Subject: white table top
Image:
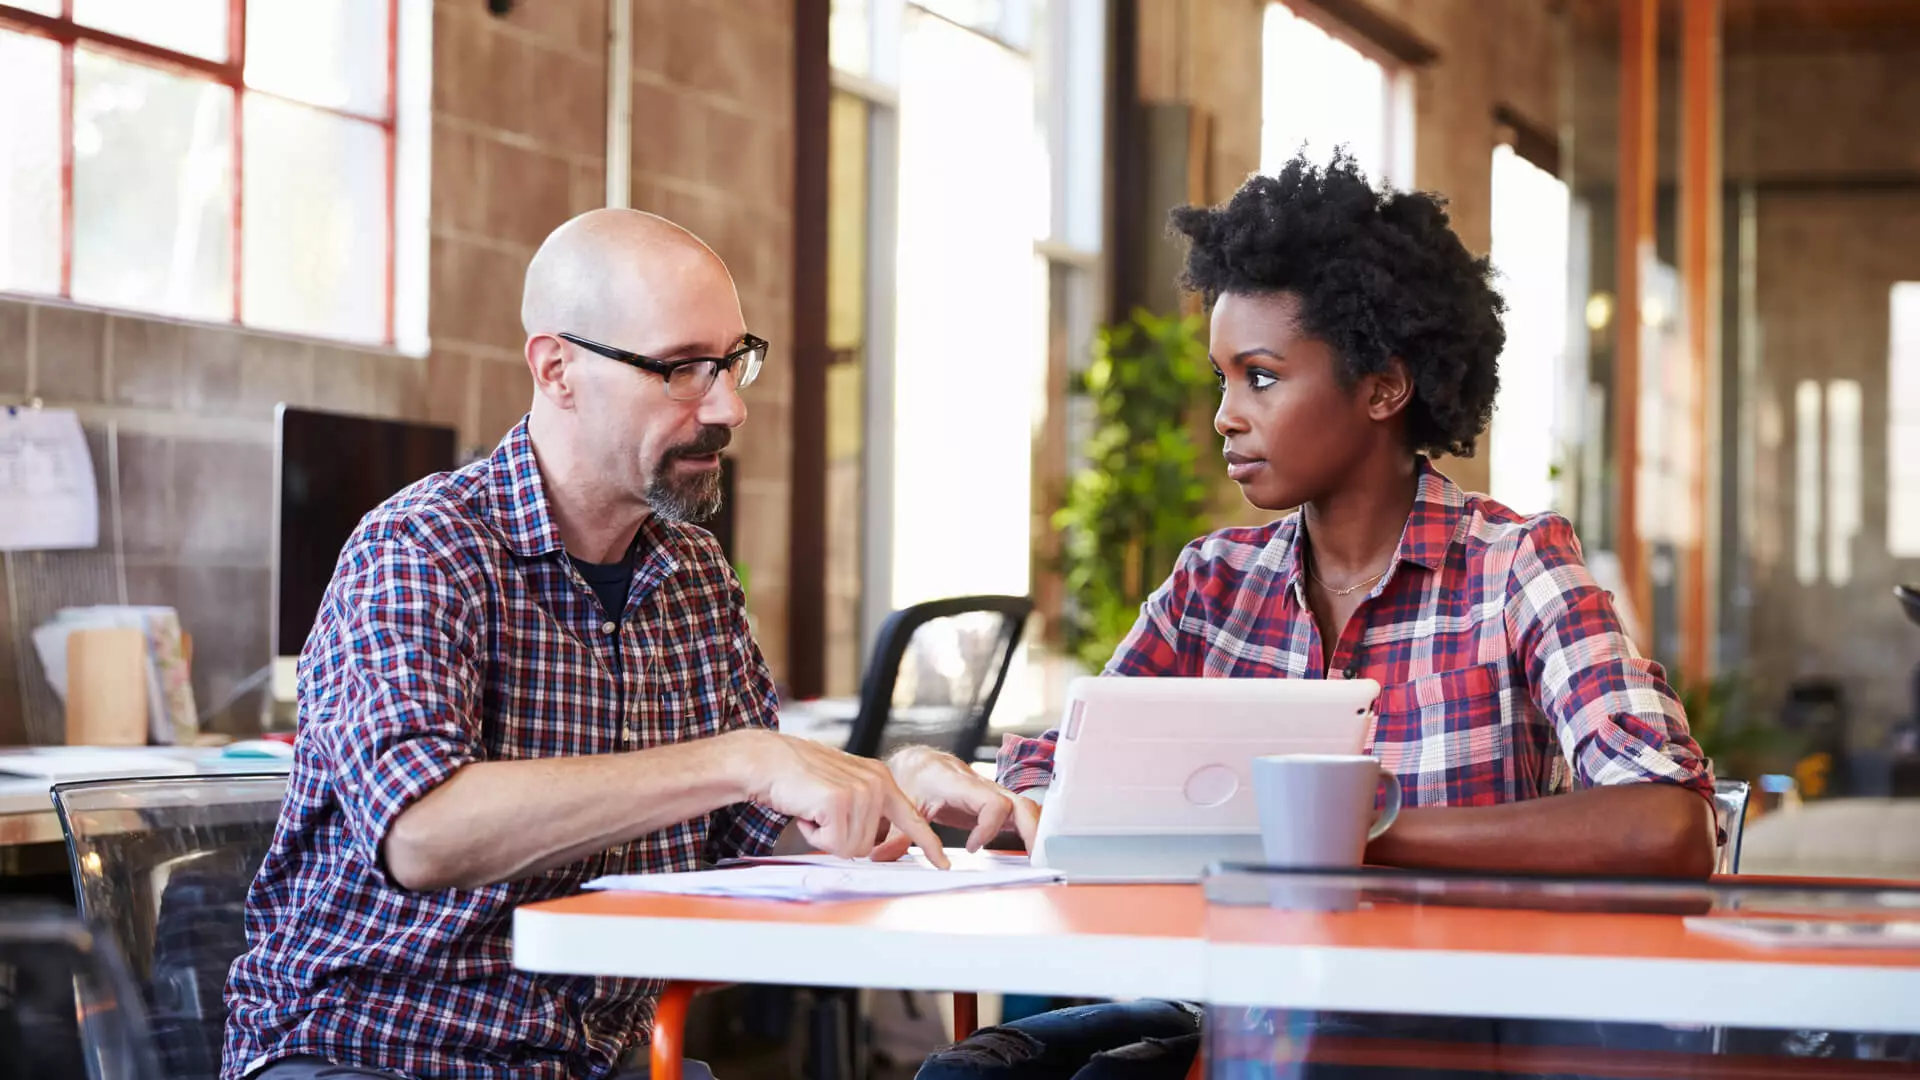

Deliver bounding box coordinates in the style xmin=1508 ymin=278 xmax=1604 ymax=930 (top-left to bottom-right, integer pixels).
xmin=514 ymin=880 xmax=1920 ymax=1034
xmin=0 ymin=746 xmax=292 ymax=845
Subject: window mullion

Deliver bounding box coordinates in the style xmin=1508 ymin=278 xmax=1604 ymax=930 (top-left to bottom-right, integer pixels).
xmin=58 ymin=36 xmax=73 ymax=298
xmin=229 ymin=0 xmax=245 ymax=324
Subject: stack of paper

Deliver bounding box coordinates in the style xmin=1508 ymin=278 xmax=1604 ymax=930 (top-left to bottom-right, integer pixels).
xmin=585 ymin=849 xmax=1062 ymax=902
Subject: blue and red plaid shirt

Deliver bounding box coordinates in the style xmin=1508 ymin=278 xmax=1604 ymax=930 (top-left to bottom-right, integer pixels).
xmin=1000 ymin=460 xmax=1714 ymax=808
xmin=224 ymin=419 xmax=786 ymax=1080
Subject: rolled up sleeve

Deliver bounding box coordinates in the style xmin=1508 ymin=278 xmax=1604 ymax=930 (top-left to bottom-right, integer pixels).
xmin=300 ymin=538 xmax=482 ymax=888
xmin=1505 ymin=514 xmax=1715 ymax=800
xmin=996 ymin=541 xmax=1207 ymax=794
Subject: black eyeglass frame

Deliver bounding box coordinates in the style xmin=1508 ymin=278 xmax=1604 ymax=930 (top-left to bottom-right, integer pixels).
xmin=556 ymin=331 xmax=768 ymax=398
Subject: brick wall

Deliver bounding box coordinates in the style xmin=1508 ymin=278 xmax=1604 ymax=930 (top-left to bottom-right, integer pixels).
xmin=426 ymin=0 xmax=610 ymax=451
xmin=626 ymin=0 xmax=797 ymax=678
xmin=0 ymin=0 xmax=798 ymax=743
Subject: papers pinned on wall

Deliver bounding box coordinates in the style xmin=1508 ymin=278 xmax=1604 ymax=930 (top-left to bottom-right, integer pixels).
xmin=0 ymin=406 xmax=98 ymax=551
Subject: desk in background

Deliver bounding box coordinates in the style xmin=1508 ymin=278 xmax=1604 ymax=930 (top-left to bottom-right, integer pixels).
xmin=0 ymin=747 xmax=293 ymax=848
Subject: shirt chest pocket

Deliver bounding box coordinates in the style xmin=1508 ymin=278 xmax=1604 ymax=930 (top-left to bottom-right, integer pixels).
xmin=1369 ymin=661 xmax=1510 ymax=807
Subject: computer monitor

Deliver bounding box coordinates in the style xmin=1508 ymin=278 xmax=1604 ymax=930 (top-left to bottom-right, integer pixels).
xmin=270 ymin=406 xmax=458 ymax=670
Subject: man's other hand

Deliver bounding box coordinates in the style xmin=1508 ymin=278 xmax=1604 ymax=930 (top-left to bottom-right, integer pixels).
xmin=871 ymin=746 xmax=1041 ymax=862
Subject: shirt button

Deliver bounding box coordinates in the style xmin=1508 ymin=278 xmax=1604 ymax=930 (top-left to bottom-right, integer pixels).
xmin=623 ymin=724 xmax=637 ymax=741
xmin=600 ymin=620 xmax=617 ymax=634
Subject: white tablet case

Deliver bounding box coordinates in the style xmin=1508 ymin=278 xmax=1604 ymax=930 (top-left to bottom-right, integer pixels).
xmin=1030 ymin=676 xmax=1383 ymax=881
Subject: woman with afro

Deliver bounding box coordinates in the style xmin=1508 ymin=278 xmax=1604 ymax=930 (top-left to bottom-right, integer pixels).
xmin=925 ymin=152 xmax=1718 ymax=1080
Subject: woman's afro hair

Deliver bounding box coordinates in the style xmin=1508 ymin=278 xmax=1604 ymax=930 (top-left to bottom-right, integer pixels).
xmin=1170 ymin=149 xmax=1506 ymax=458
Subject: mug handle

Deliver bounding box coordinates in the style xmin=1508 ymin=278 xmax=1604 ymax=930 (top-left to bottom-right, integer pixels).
xmin=1368 ymin=770 xmax=1402 ymax=841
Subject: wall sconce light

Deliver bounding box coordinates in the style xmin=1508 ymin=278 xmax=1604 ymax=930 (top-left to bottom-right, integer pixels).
xmin=1585 ymin=292 xmax=1614 ymax=332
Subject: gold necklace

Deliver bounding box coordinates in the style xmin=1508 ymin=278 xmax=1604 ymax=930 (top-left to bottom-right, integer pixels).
xmin=1306 ymin=555 xmax=1389 ymax=597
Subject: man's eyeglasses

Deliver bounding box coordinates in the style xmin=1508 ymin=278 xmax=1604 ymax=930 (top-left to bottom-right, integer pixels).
xmin=557 ymin=331 xmax=767 ymax=401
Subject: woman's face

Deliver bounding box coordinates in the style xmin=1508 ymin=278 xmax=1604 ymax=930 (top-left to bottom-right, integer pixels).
xmin=1210 ymin=290 xmax=1384 ymax=511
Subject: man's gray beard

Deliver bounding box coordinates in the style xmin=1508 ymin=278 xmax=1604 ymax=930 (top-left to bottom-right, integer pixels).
xmin=646 ymin=460 xmax=724 ymax=523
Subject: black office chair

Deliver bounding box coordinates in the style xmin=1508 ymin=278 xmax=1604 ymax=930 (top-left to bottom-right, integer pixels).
xmin=52 ymin=774 xmax=288 ymax=1080
xmin=843 ymin=594 xmax=1034 ymax=763
xmin=0 ymin=900 xmax=163 ymax=1080
xmin=793 ymin=597 xmax=1031 ymax=1080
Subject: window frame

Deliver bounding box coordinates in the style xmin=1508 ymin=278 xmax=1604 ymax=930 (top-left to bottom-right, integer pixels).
xmin=0 ymin=0 xmax=400 ymax=345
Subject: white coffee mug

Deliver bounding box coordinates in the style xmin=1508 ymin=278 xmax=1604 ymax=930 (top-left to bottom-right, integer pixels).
xmin=1250 ymin=753 xmax=1401 ymax=868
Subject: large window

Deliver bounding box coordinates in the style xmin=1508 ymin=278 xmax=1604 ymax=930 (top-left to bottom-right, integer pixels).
xmin=1260 ymin=1 xmax=1411 ymax=185
xmin=0 ymin=2 xmax=403 ymax=345
xmin=893 ymin=9 xmax=1045 ymax=609
xmin=828 ymin=0 xmax=1103 ymax=711
xmin=1488 ymin=143 xmax=1572 ymax=515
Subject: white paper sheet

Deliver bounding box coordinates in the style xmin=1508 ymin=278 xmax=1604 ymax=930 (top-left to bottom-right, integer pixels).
xmin=0 ymin=408 xmax=98 ymax=551
xmin=0 ymin=747 xmax=197 ymax=780
xmin=585 ymin=848 xmax=1062 ymax=901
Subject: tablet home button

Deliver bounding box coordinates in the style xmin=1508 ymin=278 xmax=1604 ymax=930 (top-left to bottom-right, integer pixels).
xmin=1183 ymin=764 xmax=1239 ymax=808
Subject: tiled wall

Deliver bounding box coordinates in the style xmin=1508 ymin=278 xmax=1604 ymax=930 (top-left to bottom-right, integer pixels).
xmin=425 ymin=0 xmax=609 ymax=448
xmin=0 ymin=299 xmax=425 ymax=743
xmin=1731 ymin=45 xmax=1920 ymax=743
xmin=0 ymin=0 xmax=799 ymax=743
xmin=627 ymin=0 xmax=797 ymax=677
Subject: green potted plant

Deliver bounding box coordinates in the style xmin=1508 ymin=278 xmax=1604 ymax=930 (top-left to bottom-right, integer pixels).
xmin=1053 ymin=309 xmax=1216 ymax=673
xmin=1671 ymin=669 xmax=1802 ymax=782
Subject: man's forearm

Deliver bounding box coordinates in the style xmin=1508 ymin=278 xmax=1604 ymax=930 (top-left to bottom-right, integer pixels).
xmin=383 ymin=730 xmax=765 ymax=892
xmin=1363 ymin=783 xmax=1717 ymax=879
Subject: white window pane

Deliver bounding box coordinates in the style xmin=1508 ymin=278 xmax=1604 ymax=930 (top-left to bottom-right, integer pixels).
xmin=1262 ymin=2 xmax=1390 ymax=180
xmin=74 ymin=0 xmax=229 ymax=61
xmin=1890 ymin=285 xmax=1920 ymax=556
xmin=242 ymin=96 xmax=386 ymax=342
xmin=1056 ymin=0 xmax=1105 ymax=253
xmin=1893 ymin=283 xmax=1920 ymax=413
xmin=893 ymin=10 xmax=1042 ymax=605
xmin=831 ymin=0 xmax=871 ymax=76
xmin=9 ymin=0 xmax=62 ymax=15
xmin=1793 ymin=380 xmax=1821 ymax=586
xmin=244 ymin=0 xmax=390 ymax=117
xmin=70 ymin=50 xmax=234 ymax=321
xmin=1891 ymin=426 xmax=1920 ymax=558
xmin=0 ymin=31 xmax=63 ymax=295
xmin=1489 ymin=144 xmax=1571 ymax=516
xmin=1824 ymin=379 xmax=1860 ymax=586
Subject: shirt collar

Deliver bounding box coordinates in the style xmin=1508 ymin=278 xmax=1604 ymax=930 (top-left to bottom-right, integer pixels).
xmin=1270 ymin=457 xmax=1465 ymax=593
xmin=487 ymin=416 xmax=566 ymax=559
xmin=486 ymin=417 xmax=690 ymax=579
xmin=1395 ymin=457 xmax=1466 ymax=571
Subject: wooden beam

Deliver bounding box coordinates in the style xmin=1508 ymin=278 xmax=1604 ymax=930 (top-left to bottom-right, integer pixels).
xmin=1681 ymin=0 xmax=1722 ymax=680
xmin=787 ymin=0 xmax=830 ymax=699
xmin=1615 ymin=0 xmax=1658 ymax=638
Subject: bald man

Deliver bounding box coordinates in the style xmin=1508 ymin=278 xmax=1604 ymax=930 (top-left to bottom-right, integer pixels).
xmin=224 ymin=211 xmax=1038 ymax=1080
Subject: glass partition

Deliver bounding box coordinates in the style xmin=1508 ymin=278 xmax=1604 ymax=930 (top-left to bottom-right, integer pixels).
xmin=1204 ymin=865 xmax=1920 ymax=1077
